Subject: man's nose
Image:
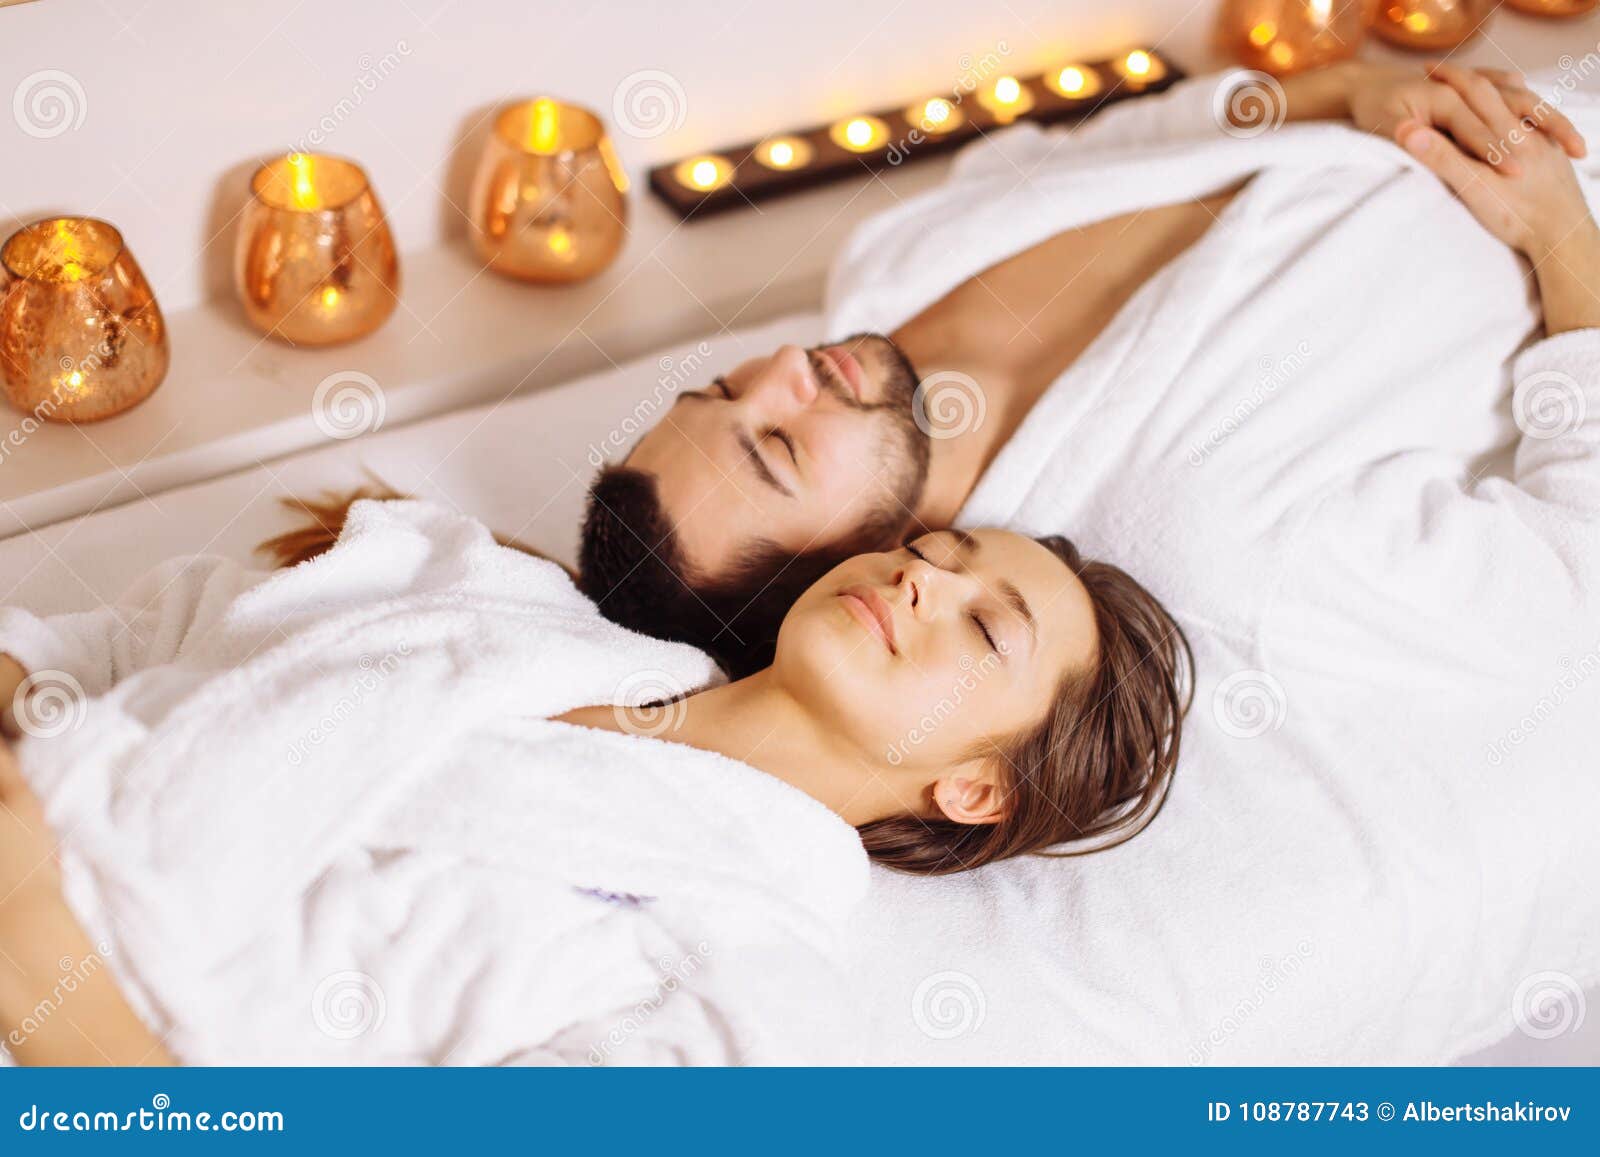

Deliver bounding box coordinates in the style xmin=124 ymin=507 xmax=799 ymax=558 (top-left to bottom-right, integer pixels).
xmin=744 ymin=345 xmax=819 ymax=413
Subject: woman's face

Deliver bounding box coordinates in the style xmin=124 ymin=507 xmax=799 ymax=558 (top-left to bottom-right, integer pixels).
xmin=773 ymin=528 xmax=1098 ymax=787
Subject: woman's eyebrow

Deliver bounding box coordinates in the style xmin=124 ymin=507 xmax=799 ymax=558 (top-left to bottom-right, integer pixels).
xmin=1001 ymin=580 xmax=1037 ymax=639
xmin=944 ymin=531 xmax=1037 ymax=641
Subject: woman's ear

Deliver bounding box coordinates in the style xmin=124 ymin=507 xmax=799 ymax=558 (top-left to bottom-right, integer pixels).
xmin=932 ymin=774 xmax=1008 ymax=826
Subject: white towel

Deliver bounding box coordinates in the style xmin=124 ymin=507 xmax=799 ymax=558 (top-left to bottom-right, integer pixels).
xmin=827 ymin=71 xmax=1600 ymax=1063
xmin=1 ymin=500 xmax=869 ymax=1064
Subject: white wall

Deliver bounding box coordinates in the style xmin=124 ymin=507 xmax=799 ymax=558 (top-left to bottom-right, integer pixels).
xmin=0 ymin=0 xmax=1221 ymax=313
xmin=2 ymin=0 xmax=1592 ymax=314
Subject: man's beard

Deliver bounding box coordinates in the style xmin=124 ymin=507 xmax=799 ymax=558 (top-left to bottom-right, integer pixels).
xmin=809 ymin=332 xmax=931 ymax=546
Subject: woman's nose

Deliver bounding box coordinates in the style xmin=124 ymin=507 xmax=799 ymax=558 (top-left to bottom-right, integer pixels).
xmin=897 ymin=559 xmax=942 ymax=619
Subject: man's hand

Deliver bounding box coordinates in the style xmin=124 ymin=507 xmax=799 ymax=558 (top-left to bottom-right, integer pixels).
xmin=1346 ymin=61 xmax=1586 ymax=176
xmin=1396 ymin=74 xmax=1596 ymax=265
xmin=1385 ymin=68 xmax=1600 ymax=336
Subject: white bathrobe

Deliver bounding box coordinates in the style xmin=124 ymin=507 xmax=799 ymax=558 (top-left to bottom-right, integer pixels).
xmin=825 ymin=72 xmax=1600 ymax=1062
xmin=0 ymin=500 xmax=869 ymax=1065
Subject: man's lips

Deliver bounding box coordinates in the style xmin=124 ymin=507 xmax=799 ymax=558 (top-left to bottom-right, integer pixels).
xmin=817 ymin=345 xmax=866 ymax=401
xmin=839 ymin=585 xmax=897 ymax=654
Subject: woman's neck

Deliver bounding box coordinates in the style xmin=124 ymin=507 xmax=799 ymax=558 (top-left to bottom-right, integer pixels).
xmin=557 ymin=672 xmax=897 ymax=827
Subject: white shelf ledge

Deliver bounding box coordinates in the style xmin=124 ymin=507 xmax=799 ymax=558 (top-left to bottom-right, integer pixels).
xmin=5 ymin=11 xmax=1591 ymax=540
xmin=0 ymin=159 xmax=953 ymax=538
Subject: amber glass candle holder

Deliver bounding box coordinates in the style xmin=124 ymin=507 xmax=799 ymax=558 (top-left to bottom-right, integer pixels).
xmin=1370 ymin=0 xmax=1494 ymax=50
xmin=0 ymin=218 xmax=169 ymax=423
xmin=469 ymin=97 xmax=629 ymax=283
xmin=235 ymin=154 xmax=400 ymax=346
xmin=1504 ymin=0 xmax=1595 ymax=14
xmin=1215 ymin=0 xmax=1369 ymax=76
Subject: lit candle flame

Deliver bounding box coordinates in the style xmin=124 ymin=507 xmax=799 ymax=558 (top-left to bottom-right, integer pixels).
xmin=905 ymin=97 xmax=962 ymax=134
xmin=288 ymin=153 xmax=321 ymax=210
xmin=977 ymin=76 xmax=1033 ymax=121
xmin=756 ymin=136 xmax=813 ymax=169
xmin=674 ymin=154 xmax=733 ymax=191
xmin=528 ymin=97 xmax=561 ymax=153
xmin=1045 ymin=65 xmax=1101 ymax=100
xmin=830 ymin=115 xmax=889 ymax=153
xmin=1113 ymin=49 xmax=1165 ymax=84
xmin=51 ymin=220 xmax=90 ymax=281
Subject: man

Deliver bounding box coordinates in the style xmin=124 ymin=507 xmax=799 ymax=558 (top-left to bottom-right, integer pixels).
xmin=577 ymin=59 xmax=1592 ymax=674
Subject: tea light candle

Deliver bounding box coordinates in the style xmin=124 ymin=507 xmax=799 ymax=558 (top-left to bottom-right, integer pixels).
xmin=905 ymin=97 xmax=964 ymax=134
xmin=674 ymin=154 xmax=734 ymax=191
xmin=1113 ymin=49 xmax=1167 ymax=84
xmin=976 ymin=75 xmax=1035 ymax=122
xmin=0 ymin=217 xmax=169 ymax=422
xmin=234 ymin=153 xmax=400 ymax=346
xmin=755 ymin=136 xmax=814 ymax=171
xmin=1044 ymin=65 xmax=1102 ymax=100
xmin=468 ymin=97 xmax=630 ymax=283
xmin=1370 ymin=0 xmax=1494 ymax=50
xmin=1216 ymin=1 xmax=1367 ymax=76
xmin=829 ymin=115 xmax=890 ymax=153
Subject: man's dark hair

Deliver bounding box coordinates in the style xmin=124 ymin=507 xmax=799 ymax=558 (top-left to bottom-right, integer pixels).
xmin=578 ymin=465 xmax=907 ymax=676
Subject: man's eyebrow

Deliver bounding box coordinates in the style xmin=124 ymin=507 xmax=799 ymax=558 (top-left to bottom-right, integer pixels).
xmin=673 ymin=378 xmax=731 ymax=407
xmin=735 ymin=429 xmax=795 ymax=499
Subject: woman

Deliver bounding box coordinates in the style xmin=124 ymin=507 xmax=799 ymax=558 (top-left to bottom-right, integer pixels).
xmin=0 ymin=500 xmax=1189 ymax=1065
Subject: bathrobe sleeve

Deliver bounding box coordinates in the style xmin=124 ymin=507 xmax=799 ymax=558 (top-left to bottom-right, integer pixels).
xmin=0 ymin=554 xmax=268 ymax=697
xmin=1065 ymin=69 xmax=1250 ymax=149
xmin=1278 ymin=328 xmax=1600 ymax=670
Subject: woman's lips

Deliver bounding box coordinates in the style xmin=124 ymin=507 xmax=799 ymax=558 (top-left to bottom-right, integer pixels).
xmin=818 ymin=345 xmax=866 ymax=401
xmin=839 ymin=586 xmax=897 ymax=654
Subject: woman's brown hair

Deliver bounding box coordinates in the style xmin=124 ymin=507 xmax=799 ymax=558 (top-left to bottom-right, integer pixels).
xmin=857 ymin=535 xmax=1193 ymax=876
xmin=255 ymin=481 xmax=559 ymax=573
xmin=265 ymin=499 xmax=1189 ymax=877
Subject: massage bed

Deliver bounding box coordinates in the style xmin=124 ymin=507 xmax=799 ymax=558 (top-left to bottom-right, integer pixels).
xmin=2 ymin=307 xmax=1593 ymax=1065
